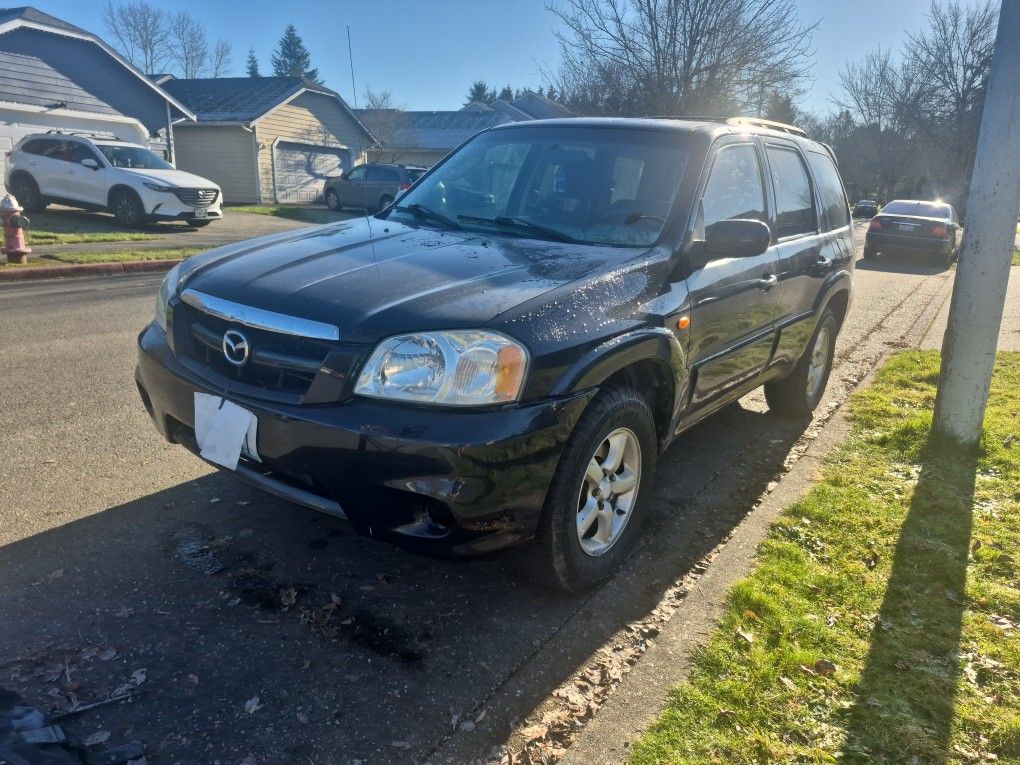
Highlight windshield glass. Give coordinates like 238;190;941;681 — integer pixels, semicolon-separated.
96;145;174;170
387;125;691;247
882;200;951;218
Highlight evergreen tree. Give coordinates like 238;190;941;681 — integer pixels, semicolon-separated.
245;47;260;77
464;80;494;106
271;24;319;82
497;84;513;101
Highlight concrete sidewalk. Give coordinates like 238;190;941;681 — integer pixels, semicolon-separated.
922;263;1020;351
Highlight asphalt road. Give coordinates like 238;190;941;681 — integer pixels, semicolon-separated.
0;223;971;764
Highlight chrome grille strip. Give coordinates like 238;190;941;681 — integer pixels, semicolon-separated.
180;288;340;341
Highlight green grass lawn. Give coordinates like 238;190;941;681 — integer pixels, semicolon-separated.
227;205;349;225
631;350;1020;765
25;211;156;245
2;247;204;267
1013;248;1019;266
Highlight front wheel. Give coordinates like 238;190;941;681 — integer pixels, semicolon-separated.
111;189;145;228
765;311;838;418
325;188;341;211
533;386;657;593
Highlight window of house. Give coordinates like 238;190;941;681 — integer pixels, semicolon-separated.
766;146;816;238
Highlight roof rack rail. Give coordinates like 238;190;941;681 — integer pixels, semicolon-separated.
44;128;122;141
725;117;807;138
649;115;729;123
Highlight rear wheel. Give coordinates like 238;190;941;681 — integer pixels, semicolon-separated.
111;189;145;228
765;311;838;418
10;174;45;213
533;386;657;593
861;246;875;260
325;188;341;211
377;194;394;212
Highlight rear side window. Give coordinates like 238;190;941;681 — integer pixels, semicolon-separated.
365;166;386;182
406;168;426;182
21;139;63;158
806;151;850;230
766;146;816;238
701;144;767;229
383;168;401;182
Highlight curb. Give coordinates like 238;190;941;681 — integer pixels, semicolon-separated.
0;258;181;283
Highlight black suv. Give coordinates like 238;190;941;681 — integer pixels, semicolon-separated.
136;117;854;591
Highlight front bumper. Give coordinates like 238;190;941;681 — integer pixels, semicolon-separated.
139;189;223;223
135;323;592;555
866;231;952;257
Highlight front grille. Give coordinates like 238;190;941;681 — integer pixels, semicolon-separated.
174;302;332;397
173;188;219;207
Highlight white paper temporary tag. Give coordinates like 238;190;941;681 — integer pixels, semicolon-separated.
193;392;256;470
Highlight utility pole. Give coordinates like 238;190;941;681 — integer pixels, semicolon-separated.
931;0;1020;450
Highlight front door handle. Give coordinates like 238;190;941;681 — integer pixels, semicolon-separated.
759;274;778;290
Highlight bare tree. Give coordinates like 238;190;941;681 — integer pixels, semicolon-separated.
548;0;817;116
168;11;206;78
359;87;407;163
103;0;170;74
209;39;233;77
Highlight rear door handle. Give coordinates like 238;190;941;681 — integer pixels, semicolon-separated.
759;274;778;289
816;254;833;266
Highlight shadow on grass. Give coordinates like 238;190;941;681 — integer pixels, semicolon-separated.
844;449;976;763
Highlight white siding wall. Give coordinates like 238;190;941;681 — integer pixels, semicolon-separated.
173;125;259;204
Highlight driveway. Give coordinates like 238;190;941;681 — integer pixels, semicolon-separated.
0;223;993;764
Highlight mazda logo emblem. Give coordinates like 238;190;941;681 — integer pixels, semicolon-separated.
222;329;250;366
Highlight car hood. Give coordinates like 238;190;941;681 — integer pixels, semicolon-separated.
125;168;219;189
178;217;647;344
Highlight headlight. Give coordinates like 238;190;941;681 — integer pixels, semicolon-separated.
143;181;174;193
355;330;528;406
155;263;182;332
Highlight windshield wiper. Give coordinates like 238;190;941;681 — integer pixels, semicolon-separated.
456;214;580;244
394;203;461;230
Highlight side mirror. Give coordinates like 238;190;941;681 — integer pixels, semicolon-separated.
704;219;771;259
81;158;100;170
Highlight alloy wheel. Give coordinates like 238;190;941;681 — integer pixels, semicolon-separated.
575;427;642;557
806;325;831;402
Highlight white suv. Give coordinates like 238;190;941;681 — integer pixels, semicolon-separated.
4;132;222;228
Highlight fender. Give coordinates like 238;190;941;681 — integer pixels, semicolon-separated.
550;327;689;448
814;268;853;318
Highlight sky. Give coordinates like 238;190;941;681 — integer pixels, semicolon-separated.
35;0;989;115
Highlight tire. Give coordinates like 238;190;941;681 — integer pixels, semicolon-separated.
325;188;341;211
110;189;145;228
533;386;657;593
861;246;875;260
765;311;838;418
377;194;394;212
9;174;45;213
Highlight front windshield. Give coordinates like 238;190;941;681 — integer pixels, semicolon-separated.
96;145;174;170
388;125;691;247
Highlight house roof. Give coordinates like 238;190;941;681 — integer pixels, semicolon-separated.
162;76;375;142
510;91;572;119
356;109;513;151
0;6;195;120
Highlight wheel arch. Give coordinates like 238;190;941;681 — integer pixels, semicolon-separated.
107;184;142;210
550;328;686;448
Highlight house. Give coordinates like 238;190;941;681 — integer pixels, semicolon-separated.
161;76;375;204
0;6;194;182
359;91;571;168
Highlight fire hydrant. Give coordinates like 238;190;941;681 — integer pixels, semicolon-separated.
1;193;32;265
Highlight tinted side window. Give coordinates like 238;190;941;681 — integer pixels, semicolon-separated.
806;150;849;230
701;144;767;229
365;166;386;182
347;166;366;181
69;142;101;164
21;139;51;156
766;146;816;238
383;168;401;182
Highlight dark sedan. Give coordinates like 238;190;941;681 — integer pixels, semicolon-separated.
863;199;959;266
853;199;878;218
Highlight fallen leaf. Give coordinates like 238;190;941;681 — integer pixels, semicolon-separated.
743;610;759;621
736;629;755;645
47;569;64;580
519;723;546;740
778;676;796;691
296;712;309;724
391;741;412;750
210;498;221;504
186;674;199;685
458;720;476;733
864;553;879;570
279;588;297;607
243;696;262;714
98;648;117;661
82;731;110;747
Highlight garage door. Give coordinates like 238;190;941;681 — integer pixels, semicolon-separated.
274;142;352;203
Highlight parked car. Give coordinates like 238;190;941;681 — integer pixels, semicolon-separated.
863;199;959;266
5;131;222;228
136;117;854;591
323;163;427;213
853;199;878;218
